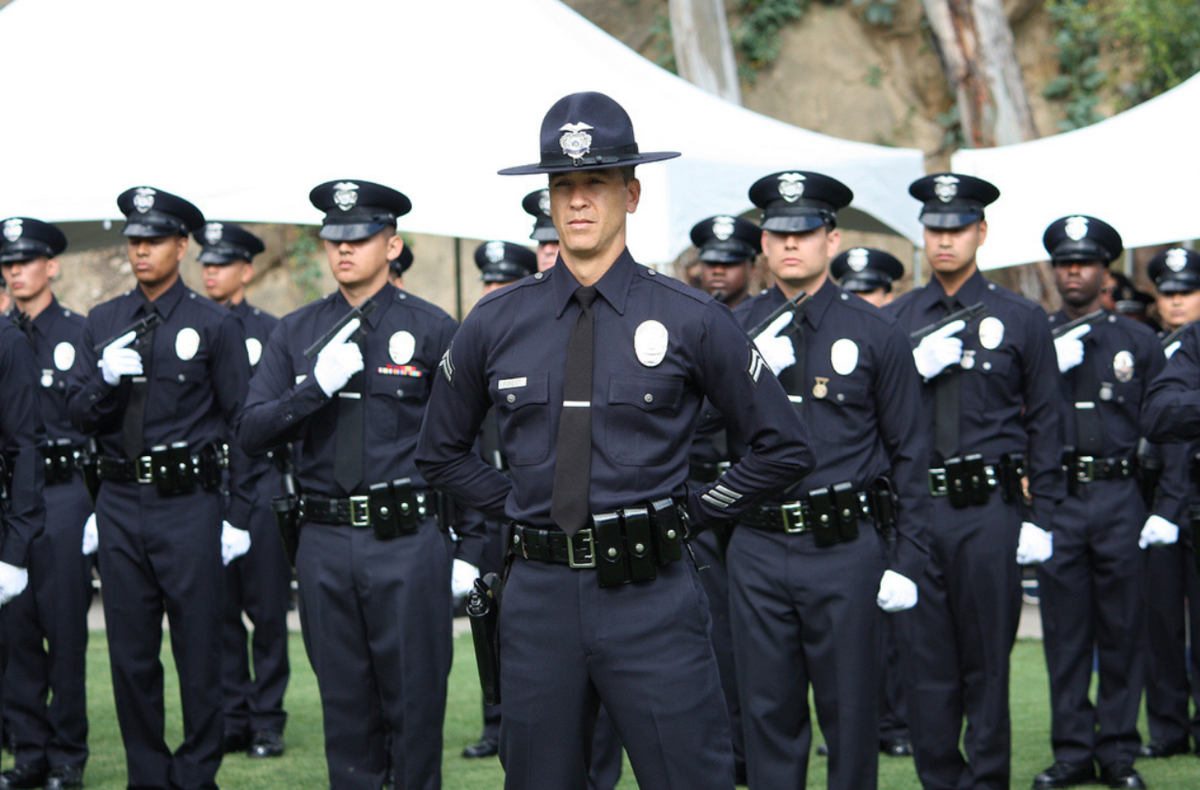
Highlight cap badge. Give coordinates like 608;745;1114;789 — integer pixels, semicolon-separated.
333;182;359;211
1166;248;1188;272
777;173;806;203
559;122;594;164
537;190;551;215
204;223;224;246
485;241;506;263
847;248;869;272
712;216;735;241
133;187;157;213
2;218;22;243
1064;216;1089;241
933;175;959;203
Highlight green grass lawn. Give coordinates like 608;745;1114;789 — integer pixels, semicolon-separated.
10;632;1198;788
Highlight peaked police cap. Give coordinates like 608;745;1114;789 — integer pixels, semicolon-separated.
309;180;411;242
194;221;265;265
0;217;67;264
117;186;205;237
1042;215;1123;265
749;171;853;233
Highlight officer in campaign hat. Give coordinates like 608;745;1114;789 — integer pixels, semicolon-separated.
1037;215;1166;789
522;189;560;272
388;246;414;288
725;172;928;790
830;247;904;308
0;219;73;790
689;215;759;309
192;222;292;760
66;187;253;790
237;179;485;790
884;174;1064;790
417;91;813;790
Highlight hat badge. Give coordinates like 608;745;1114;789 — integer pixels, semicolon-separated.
712;216;735;241
559;122;594;165
333;182;359;211
537;190;550;215
847;248;869;272
485;241;506;264
204;223;224;246
777;173;806;203
2;218;22;243
133;187;157;213
1064;216;1089;241
933;175;959;203
1166;248;1188;272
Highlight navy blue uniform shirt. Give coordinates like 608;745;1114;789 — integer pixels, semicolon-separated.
1143;322;1200;444
0;320;46;566
14;297;86;444
734;280;931;579
886;269;1065;527
415;250;814;532
66;276;253;527
229;300;281;494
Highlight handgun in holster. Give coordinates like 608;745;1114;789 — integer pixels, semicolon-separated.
368;478;421;541
150;442;195;497
467;572;503;706
79;438;101;503
434;491;458;533
946;454;990;509
197;442;227;493
869;478;899;542
1136;439;1162;510
272;467;301;566
998;453;1026;505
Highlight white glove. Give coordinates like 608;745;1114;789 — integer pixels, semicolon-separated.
313;319;365;397
1139;514;1180;549
451;559;479;598
99;330;143;386
1165;340;1182;359
1016;522;1054;565
0;562;29;606
221;521;252;566
912;320;965;379
1054;324;1090;374
753;313;796;376
876;570;919;612
82;513;98;556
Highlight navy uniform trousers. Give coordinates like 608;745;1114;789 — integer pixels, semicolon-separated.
295;517;453;790
221;466;290;741
97;482;225;790
1038;477;1146;767
1143;532;1200;747
896;495;1023;790
4;477;92;772
728;524;884;790
498;557;734;790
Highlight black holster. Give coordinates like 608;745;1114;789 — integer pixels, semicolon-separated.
197;442;227;493
368;478;422;540
868;478;898;541
593;499;687;588
79;438;101;503
42;439;78;486
150;442;196;497
946;454;991;509
998;453;1026;504
467;573;503;706
272;493;301;567
1136;439;1162;510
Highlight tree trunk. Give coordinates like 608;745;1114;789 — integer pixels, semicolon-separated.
669;0;742;105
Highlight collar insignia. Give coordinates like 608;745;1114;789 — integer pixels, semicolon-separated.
2;218;22;243
933;175;959;203
333;182;359;211
559;122;595;164
777;173;806;203
1064;216;1089;241
712;216;735;241
133;187;157;213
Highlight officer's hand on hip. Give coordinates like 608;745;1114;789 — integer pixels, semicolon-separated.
876;569;918;612
1053;324;1090;374
1016;522;1053;564
0;562;29;605
221;521;252;566
99;330;143;386
1138;514;1179;549
913;320;965;380
753;313;797;376
313;319;365;397
82;513;99;556
451;559;480;598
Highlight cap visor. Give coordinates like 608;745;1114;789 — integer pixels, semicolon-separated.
838;275;888;293
761;214;827;234
1155;278;1200;294
699;248;754;265
197;250;240;265
498;151;680;176
919;210;982;229
319;221;389;242
122;221;183;238
531;226;560;242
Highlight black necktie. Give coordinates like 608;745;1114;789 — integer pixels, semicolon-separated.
334;336;365;495
551;286;597;536
122;306;156;459
933;296;961;461
1073;339;1101;455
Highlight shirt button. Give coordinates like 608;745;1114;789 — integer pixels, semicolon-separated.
177;374;185;381
396;389;404;397
983;362;992;370
507;393;516;403
644;393;653;403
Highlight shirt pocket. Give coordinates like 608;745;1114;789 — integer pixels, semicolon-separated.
368;369;429;442
604;374;686;466
154;358;208;422
492;374;550;466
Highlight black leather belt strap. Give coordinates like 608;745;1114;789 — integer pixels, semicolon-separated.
98;455;159;484
509;523;598;568
301;490;431;527
740;499;817;533
1063;454;1134;483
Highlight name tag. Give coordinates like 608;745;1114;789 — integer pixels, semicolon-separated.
498;377;527;390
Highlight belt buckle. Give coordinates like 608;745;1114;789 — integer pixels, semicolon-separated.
1076;456;1094;483
929;468;948;497
781;502;806;533
349;495;371;527
567;528;596;569
137;456;153;485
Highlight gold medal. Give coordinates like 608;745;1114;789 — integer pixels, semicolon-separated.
813;376;829;399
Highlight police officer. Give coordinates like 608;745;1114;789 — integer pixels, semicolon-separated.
66;187;253;790
193;221;291;760
1139;248;1200;759
726;172;928;790
416;91;813;790
0;219;91;790
388;246;413;288
830;247;904;309
236;180;484;790
690;215;758;309
1035;216;1164;790
522;189;560;272
884;174;1064;790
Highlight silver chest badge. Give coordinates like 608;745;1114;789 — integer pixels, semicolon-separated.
485;241;506;263
1113;350;1134;383
389;331;416;365
175;327;200;361
1166;248;1188;272
847;248;869;272
333;182;359;211
2;218;22;243
978;316;1005;350
712;216;735;241
133;187;156;213
53;342;76;371
634;320;669;368
777;173;806;203
1064;216;1089;241
933;175;959;203
559;122;594;164
205;223;223;245
245;338;263;367
537;190;551;215
831;338;859;376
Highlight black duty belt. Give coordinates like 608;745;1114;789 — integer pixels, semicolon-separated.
688;461;729;484
1063;453;1134;483
297;478;453;542
929;453;1025;509
509;498;687;588
741;480;897;548
98;441;225;496
40;440;83;486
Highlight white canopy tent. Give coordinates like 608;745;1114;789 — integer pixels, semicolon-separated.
0;0;925;261
952;73;1200;270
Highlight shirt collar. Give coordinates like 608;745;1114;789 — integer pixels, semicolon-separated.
917;267;985;314
29;294;60;338
134;275;187;319
332;282;394;331
763;277;837;330
552;248;635;318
